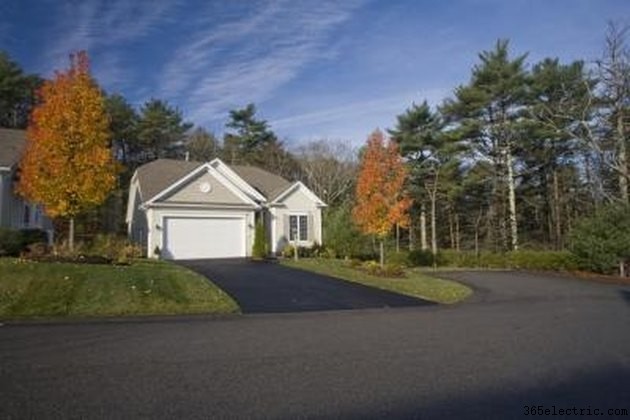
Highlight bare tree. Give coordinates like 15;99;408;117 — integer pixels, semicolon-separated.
296;139;358;206
597;22;630;203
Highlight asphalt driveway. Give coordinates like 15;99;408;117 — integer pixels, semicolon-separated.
178;258;433;313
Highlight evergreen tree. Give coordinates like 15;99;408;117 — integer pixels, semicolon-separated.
137;99;192;161
443;39;529;251
0;51;42;128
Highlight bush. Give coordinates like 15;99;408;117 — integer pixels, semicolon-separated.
323;204;373;259
356;259;406;278
0;228;48;257
387;251;410;268
81;234;143;264
569;204;630;275
407;249;436;267
282;243;324;259
252;219;267;259
0;229;23;256
435;249;578;271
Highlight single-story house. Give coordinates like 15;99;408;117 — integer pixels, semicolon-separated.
0;128;54;238
126;158;326;260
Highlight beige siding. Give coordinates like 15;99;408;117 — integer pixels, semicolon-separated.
161;171;245;205
272;187;322;253
128;187;148;253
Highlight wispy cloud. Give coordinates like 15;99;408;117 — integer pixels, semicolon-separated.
266;88;450;145
45;0;179;83
159;0;367;123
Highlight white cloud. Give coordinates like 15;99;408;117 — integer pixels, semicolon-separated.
45;0;179;77
159;0;367;124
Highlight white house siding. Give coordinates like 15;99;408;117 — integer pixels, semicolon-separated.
146;206;256;259
272;187;322;253
162;171;245;205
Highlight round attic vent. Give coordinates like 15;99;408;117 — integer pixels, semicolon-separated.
199;182;212;193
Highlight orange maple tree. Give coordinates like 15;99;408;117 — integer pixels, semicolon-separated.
18;51;117;250
352;129;412;267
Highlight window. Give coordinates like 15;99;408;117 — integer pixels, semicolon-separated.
23;205;31;227
289;215;308;241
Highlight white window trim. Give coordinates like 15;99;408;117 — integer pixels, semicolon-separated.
288;212;309;243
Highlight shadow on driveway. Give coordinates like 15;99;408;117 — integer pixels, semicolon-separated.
178;259;434;314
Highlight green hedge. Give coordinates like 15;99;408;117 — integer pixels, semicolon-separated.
398;249;578;271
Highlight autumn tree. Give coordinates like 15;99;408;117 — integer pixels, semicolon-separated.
18;51;117;250
352;130;411;267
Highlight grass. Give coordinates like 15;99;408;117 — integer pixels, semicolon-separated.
0;258;239;319
282;258;472;304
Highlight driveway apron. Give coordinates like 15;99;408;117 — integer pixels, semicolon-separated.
178;259;434;313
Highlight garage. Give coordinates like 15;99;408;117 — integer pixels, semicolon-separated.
162;216;246;260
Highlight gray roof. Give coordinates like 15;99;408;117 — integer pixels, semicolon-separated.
230;165;292;201
0;128;27;168
135;159;292;202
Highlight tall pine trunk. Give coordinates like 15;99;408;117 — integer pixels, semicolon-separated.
420;202;428;250
506;147;518;251
553;170;563;249
618;110;628;203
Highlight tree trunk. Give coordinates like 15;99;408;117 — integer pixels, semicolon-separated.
431;195;437;259
618;109;629;203
68;217;75;253
455;213;460;252
506;147;518;251
409;219;414;251
448;209;455;249
379;240;384;268
553;170;563;250
620;260;626;278
420;202;427;251
395;223;400;253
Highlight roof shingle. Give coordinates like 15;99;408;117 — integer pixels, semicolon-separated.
0;129;27;168
134;158;292;202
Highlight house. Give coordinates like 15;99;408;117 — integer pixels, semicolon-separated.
126;158;326;260
0;128;54;238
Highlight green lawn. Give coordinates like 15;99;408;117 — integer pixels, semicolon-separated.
281;258;472;304
0;258;239;319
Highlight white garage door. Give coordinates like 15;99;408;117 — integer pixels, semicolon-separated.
163;217;245;260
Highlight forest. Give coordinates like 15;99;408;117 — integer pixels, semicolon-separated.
1;23;628;275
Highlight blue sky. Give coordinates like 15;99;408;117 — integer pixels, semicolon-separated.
1;0;628;146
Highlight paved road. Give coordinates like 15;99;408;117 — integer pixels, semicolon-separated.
178;258;433;313
2;271;630;419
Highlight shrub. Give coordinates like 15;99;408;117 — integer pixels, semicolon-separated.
88;234;142;262
569;204;630;275
0;228;48;257
323;203;373;259
252;219;267;259
407;249;436;267
0;229;23;256
387;251;410;268
356;259;406;277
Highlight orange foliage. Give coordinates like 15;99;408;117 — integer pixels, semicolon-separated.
352;130;412;238
18;51;117;219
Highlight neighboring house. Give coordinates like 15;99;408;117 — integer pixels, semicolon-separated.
126;158;326;260
0;129;54;239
